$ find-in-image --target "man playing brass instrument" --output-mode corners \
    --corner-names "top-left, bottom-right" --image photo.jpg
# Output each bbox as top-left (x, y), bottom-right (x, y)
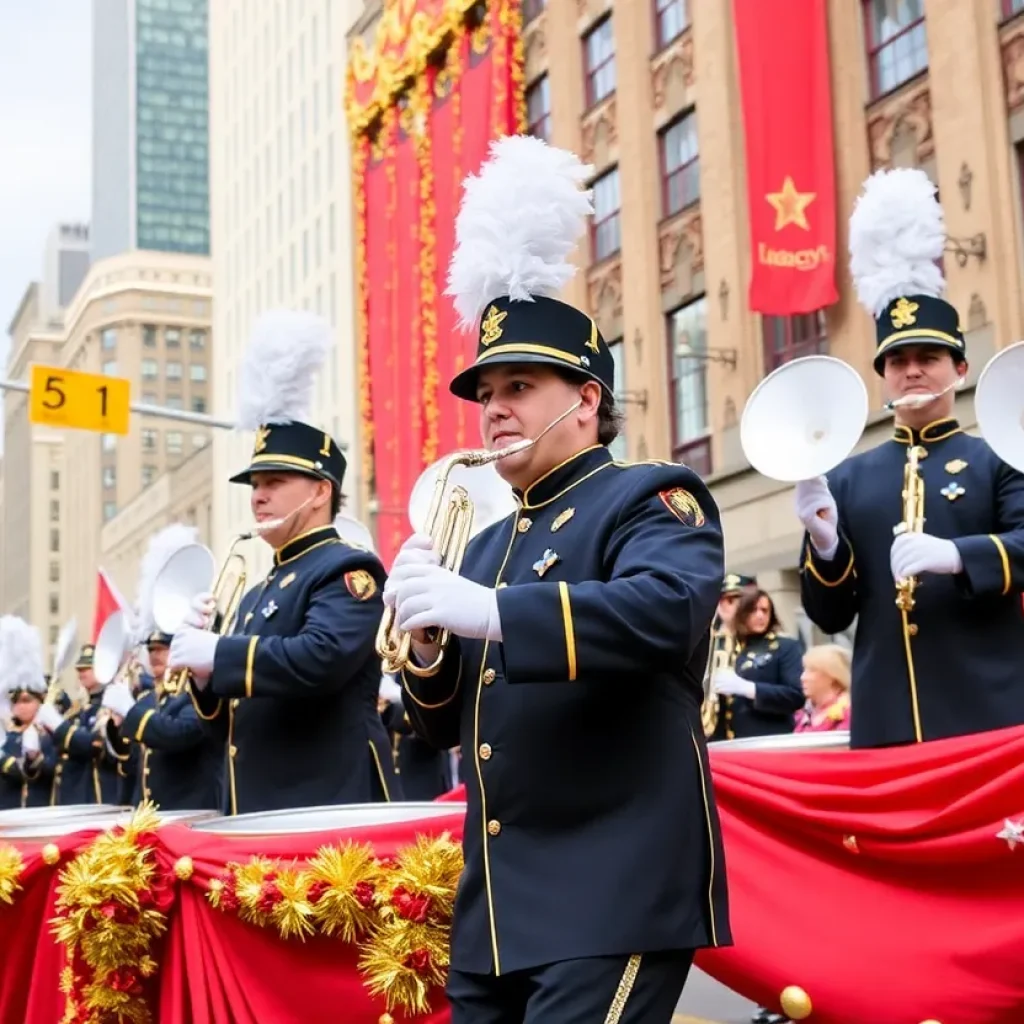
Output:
top-left (168, 311), bottom-right (398, 814)
top-left (796, 168), bottom-right (1024, 749)
top-left (387, 137), bottom-right (730, 1024)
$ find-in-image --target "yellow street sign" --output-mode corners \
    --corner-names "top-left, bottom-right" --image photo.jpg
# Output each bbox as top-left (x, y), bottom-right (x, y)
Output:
top-left (28, 364), bottom-right (131, 436)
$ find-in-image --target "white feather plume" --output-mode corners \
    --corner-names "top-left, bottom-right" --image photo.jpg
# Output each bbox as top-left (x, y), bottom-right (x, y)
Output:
top-left (0, 615), bottom-right (46, 695)
top-left (848, 167), bottom-right (947, 318)
top-left (446, 135), bottom-right (594, 331)
top-left (136, 523), bottom-right (199, 637)
top-left (235, 310), bottom-right (334, 429)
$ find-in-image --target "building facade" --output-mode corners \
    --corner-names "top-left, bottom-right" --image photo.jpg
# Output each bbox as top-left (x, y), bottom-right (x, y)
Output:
top-left (41, 223), bottom-right (91, 322)
top-left (91, 0), bottom-right (210, 260)
top-left (525, 0), bottom-right (1024, 633)
top-left (207, 0), bottom-right (366, 572)
top-left (58, 251), bottom-right (213, 639)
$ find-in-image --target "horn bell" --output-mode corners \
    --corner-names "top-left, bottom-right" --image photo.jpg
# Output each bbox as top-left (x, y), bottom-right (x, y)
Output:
top-left (152, 542), bottom-right (218, 635)
top-left (94, 611), bottom-right (130, 686)
top-left (741, 355), bottom-right (869, 482)
top-left (975, 340), bottom-right (1024, 474)
top-left (408, 452), bottom-right (517, 540)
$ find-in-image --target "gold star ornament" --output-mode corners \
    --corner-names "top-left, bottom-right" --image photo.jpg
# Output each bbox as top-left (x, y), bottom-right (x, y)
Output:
top-left (765, 176), bottom-right (817, 231)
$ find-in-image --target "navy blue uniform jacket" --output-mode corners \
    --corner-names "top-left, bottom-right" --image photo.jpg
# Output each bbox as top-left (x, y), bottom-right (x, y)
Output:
top-left (401, 445), bottom-right (731, 976)
top-left (191, 524), bottom-right (389, 815)
top-left (51, 693), bottom-right (120, 805)
top-left (801, 418), bottom-right (1024, 748)
top-left (1, 725), bottom-right (57, 810)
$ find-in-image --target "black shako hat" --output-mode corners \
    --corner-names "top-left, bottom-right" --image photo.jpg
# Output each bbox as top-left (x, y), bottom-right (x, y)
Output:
top-left (75, 643), bottom-right (95, 670)
top-left (721, 573), bottom-right (757, 596)
top-left (448, 294), bottom-right (615, 401)
top-left (146, 630), bottom-right (173, 649)
top-left (229, 421), bottom-right (347, 488)
top-left (872, 294), bottom-right (966, 375)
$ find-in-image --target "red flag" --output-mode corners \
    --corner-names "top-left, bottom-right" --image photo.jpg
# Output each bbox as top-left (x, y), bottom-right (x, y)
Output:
top-left (92, 567), bottom-right (127, 642)
top-left (733, 0), bottom-right (838, 315)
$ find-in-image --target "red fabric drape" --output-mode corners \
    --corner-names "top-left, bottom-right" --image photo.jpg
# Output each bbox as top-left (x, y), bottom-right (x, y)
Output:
top-left (351, 0), bottom-right (525, 568)
top-left (733, 0), bottom-right (838, 315)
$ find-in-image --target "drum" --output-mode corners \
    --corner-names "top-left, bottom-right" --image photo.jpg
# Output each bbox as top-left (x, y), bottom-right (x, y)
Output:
top-left (0, 804), bottom-right (124, 832)
top-left (192, 801), bottom-right (468, 837)
top-left (0, 808), bottom-right (219, 841)
top-left (710, 731), bottom-right (850, 752)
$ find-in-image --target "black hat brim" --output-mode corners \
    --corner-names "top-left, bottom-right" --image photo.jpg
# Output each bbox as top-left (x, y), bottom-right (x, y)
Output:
top-left (873, 335), bottom-right (966, 375)
top-left (449, 350), bottom-right (613, 402)
top-left (229, 461), bottom-right (341, 488)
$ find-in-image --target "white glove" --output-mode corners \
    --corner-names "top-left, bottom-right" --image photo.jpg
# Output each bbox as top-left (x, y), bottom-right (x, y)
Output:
top-left (890, 533), bottom-right (963, 582)
top-left (183, 591), bottom-right (216, 629)
top-left (391, 563), bottom-right (502, 642)
top-left (102, 680), bottom-right (136, 717)
top-left (713, 669), bottom-right (756, 699)
top-left (794, 476), bottom-right (839, 560)
top-left (383, 534), bottom-right (441, 609)
top-left (21, 724), bottom-right (40, 757)
top-left (379, 674), bottom-right (403, 704)
top-left (35, 703), bottom-right (63, 732)
top-left (168, 627), bottom-right (219, 682)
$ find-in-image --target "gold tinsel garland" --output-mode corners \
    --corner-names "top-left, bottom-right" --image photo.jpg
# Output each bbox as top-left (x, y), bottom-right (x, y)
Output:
top-left (0, 843), bottom-right (25, 905)
top-left (208, 832), bottom-right (463, 1016)
top-left (50, 803), bottom-right (172, 1024)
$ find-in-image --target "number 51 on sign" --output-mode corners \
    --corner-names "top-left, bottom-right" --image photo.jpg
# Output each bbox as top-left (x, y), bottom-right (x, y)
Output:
top-left (28, 364), bottom-right (131, 436)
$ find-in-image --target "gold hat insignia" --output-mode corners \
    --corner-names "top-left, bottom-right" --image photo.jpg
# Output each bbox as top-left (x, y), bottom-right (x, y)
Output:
top-left (480, 305), bottom-right (507, 346)
top-left (890, 297), bottom-right (919, 329)
top-left (253, 425), bottom-right (271, 453)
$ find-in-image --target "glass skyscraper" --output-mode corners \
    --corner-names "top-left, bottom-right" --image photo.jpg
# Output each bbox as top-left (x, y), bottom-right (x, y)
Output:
top-left (92, 0), bottom-right (210, 259)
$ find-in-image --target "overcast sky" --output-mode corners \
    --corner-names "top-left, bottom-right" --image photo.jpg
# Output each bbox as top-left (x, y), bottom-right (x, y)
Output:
top-left (0, 0), bottom-right (91, 384)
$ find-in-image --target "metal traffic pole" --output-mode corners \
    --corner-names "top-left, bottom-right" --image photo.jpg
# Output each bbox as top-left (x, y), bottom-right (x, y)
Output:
top-left (0, 378), bottom-right (237, 430)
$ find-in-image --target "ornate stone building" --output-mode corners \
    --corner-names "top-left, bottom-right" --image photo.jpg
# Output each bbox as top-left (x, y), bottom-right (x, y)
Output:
top-left (525, 0), bottom-right (1024, 637)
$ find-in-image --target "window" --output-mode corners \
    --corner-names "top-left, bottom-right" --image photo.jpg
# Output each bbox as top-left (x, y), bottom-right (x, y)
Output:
top-left (189, 329), bottom-right (206, 350)
top-left (50, 625), bottom-right (59, 645)
top-left (167, 431), bottom-right (183, 454)
top-left (142, 428), bottom-right (158, 451)
top-left (142, 465), bottom-right (158, 487)
top-left (50, 529), bottom-right (60, 553)
top-left (166, 361), bottom-right (182, 379)
top-left (193, 433), bottom-right (208, 449)
top-left (142, 359), bottom-right (159, 379)
top-left (102, 432), bottom-right (117, 452)
top-left (584, 17), bottom-right (616, 106)
top-left (526, 77), bottom-right (551, 141)
top-left (591, 168), bottom-right (621, 262)
top-left (49, 499), bottom-right (59, 522)
top-left (50, 470), bottom-right (59, 490)
top-left (863, 0), bottom-right (927, 99)
top-left (49, 594), bottom-right (59, 616)
top-left (103, 466), bottom-right (116, 489)
top-left (655, 0), bottom-right (688, 50)
top-left (165, 328), bottom-right (181, 347)
top-left (166, 395), bottom-right (183, 409)
top-left (667, 297), bottom-right (712, 474)
top-left (608, 338), bottom-right (627, 462)
top-left (49, 560), bottom-right (60, 583)
top-left (192, 396), bottom-right (207, 413)
top-left (101, 328), bottom-right (117, 350)
top-left (143, 390), bottom-right (158, 403)
top-left (143, 324), bottom-right (158, 347)
top-left (660, 112), bottom-right (700, 217)
top-left (762, 310), bottom-right (829, 372)
top-left (103, 502), bottom-right (117, 522)
top-left (190, 364), bottom-right (207, 382)
top-left (102, 360), bottom-right (118, 376)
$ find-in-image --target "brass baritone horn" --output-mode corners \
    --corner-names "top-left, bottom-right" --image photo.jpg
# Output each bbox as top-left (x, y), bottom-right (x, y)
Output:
top-left (893, 445), bottom-right (927, 613)
top-left (376, 444), bottom-right (525, 678)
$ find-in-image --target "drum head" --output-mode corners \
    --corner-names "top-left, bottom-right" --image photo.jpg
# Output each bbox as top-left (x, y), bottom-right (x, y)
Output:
top-left (710, 731), bottom-right (850, 752)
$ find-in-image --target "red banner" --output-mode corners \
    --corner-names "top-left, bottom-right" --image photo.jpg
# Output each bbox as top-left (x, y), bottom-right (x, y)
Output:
top-left (350, 0), bottom-right (525, 568)
top-left (733, 0), bottom-right (838, 315)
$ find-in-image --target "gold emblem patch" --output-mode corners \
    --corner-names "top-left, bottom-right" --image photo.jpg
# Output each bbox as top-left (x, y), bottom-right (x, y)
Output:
top-left (890, 296), bottom-right (919, 329)
top-left (278, 572), bottom-right (297, 589)
top-left (945, 459), bottom-right (968, 474)
top-left (480, 305), bottom-right (507, 346)
top-left (551, 508), bottom-right (575, 532)
top-left (344, 570), bottom-right (378, 601)
top-left (253, 425), bottom-right (271, 453)
top-left (659, 488), bottom-right (705, 527)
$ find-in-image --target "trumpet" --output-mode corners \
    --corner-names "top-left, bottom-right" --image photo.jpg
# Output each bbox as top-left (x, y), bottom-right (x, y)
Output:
top-left (377, 443), bottom-right (528, 677)
top-left (153, 534), bottom-right (252, 694)
top-left (701, 619), bottom-right (736, 738)
top-left (893, 444), bottom-right (927, 612)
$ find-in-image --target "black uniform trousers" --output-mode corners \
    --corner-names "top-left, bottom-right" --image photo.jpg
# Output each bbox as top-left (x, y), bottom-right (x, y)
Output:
top-left (447, 949), bottom-right (695, 1024)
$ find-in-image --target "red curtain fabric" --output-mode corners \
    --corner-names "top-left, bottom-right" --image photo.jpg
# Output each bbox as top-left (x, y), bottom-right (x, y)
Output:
top-left (9, 729), bottom-right (1024, 1022)
top-left (732, 0), bottom-right (838, 316)
top-left (350, 0), bottom-right (526, 569)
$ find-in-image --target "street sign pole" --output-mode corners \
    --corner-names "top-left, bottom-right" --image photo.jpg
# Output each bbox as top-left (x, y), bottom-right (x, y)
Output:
top-left (0, 376), bottom-right (236, 431)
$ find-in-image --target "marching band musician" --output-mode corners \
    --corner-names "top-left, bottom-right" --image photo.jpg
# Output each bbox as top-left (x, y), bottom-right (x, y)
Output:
top-left (33, 643), bottom-right (119, 805)
top-left (0, 617), bottom-right (56, 810)
top-left (388, 137), bottom-right (730, 1023)
top-left (379, 670), bottom-right (452, 801)
top-left (796, 168), bottom-right (1024, 749)
top-left (168, 311), bottom-right (396, 815)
